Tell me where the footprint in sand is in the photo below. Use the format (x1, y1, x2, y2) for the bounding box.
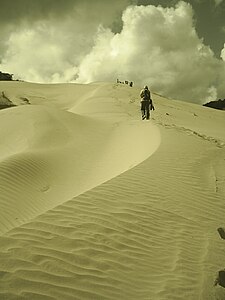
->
(215, 270, 225, 288)
(217, 227, 225, 240)
(215, 228, 225, 288)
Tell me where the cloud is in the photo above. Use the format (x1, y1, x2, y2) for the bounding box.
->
(76, 1, 224, 103)
(1, 1, 225, 103)
(0, 18, 95, 82)
(0, 0, 133, 81)
(221, 44, 225, 61)
(214, 0, 224, 6)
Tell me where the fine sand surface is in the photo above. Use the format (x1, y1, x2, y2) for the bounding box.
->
(0, 81, 225, 299)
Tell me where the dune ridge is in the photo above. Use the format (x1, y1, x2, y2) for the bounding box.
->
(0, 81, 225, 299)
(0, 82, 160, 234)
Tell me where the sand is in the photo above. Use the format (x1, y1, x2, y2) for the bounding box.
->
(0, 81, 225, 299)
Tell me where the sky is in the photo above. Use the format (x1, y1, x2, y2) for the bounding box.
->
(0, 0, 225, 103)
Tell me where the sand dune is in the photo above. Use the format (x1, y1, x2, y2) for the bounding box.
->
(0, 82, 160, 234)
(0, 81, 225, 299)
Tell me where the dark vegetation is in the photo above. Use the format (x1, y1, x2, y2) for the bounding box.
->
(0, 71, 13, 81)
(203, 99, 225, 110)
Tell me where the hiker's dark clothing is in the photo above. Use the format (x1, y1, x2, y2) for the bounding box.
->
(141, 100, 151, 120)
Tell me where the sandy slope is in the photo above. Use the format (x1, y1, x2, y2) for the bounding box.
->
(0, 81, 225, 299)
(0, 82, 160, 234)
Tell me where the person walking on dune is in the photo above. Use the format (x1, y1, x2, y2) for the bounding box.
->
(140, 85, 154, 120)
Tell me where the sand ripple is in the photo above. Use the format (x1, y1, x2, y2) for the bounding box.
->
(0, 128, 225, 299)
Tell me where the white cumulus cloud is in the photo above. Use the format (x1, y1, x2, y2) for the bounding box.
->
(76, 1, 224, 103)
(1, 1, 225, 103)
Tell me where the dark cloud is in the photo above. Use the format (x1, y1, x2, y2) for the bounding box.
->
(0, 0, 134, 26)
(0, 0, 78, 24)
(0, 1, 57, 27)
(189, 0, 225, 57)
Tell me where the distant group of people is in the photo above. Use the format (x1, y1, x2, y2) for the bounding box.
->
(140, 85, 155, 120)
(116, 79, 133, 87)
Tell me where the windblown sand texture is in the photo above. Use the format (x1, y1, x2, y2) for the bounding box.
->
(0, 81, 225, 299)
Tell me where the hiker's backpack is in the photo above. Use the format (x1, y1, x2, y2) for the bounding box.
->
(143, 89, 150, 100)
